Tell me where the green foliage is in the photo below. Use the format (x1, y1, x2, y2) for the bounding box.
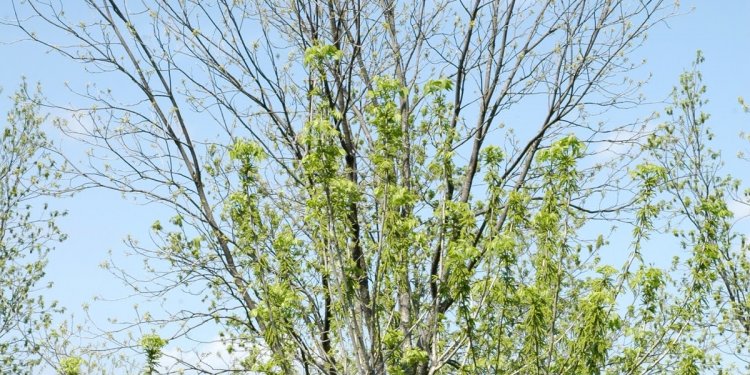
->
(59, 356, 83, 375)
(592, 51, 750, 374)
(19, 1, 750, 374)
(140, 334, 167, 374)
(303, 43, 343, 69)
(0, 81, 65, 375)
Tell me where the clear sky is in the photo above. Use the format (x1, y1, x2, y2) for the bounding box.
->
(1, 0, 749, 372)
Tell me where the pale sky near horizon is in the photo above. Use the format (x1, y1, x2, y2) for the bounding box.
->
(1, 0, 749, 372)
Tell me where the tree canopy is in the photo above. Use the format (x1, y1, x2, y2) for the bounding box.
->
(0, 83, 65, 374)
(3, 0, 750, 374)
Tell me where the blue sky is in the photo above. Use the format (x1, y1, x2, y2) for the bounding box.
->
(1, 0, 749, 371)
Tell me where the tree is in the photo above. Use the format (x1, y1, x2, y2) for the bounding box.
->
(14, 0, 750, 374)
(0, 82, 65, 374)
(636, 52, 750, 371)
